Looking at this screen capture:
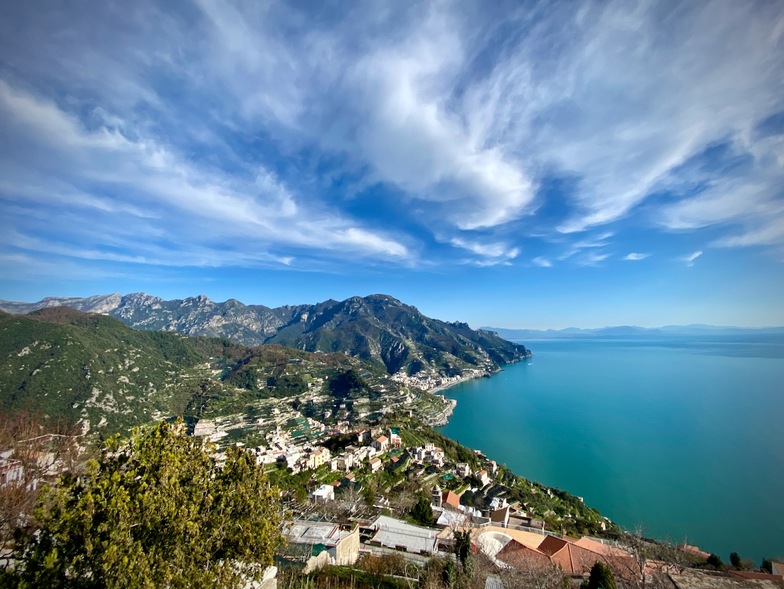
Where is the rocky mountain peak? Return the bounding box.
[0,292,530,375]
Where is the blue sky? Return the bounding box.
[1,0,783,329]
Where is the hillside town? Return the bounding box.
[190,417,784,588]
[4,411,783,588]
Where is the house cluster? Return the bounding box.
[327,427,404,475]
[195,422,409,477]
[390,368,487,392]
[283,512,631,584]
[282,514,452,572]
[245,426,331,473]
[283,511,784,587]
[410,442,445,467]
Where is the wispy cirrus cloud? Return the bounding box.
[0,0,782,281]
[623,253,651,261]
[577,252,611,267]
[557,232,614,261]
[532,257,552,268]
[681,251,703,267]
[448,237,520,264]
[0,77,409,268]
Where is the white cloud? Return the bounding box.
[658,133,784,252]
[447,0,784,246]
[532,256,552,268]
[449,237,519,260]
[347,11,536,230]
[623,252,651,261]
[577,252,610,267]
[714,219,784,249]
[558,232,614,261]
[681,251,703,266]
[1,0,782,274]
[0,78,410,267]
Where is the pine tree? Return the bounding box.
[10,421,283,588]
[410,494,436,527]
[586,561,617,589]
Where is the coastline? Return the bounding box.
[427,355,528,396]
[426,397,457,427]
[424,362,516,426]
[415,354,530,427]
[433,340,784,563]
[426,371,488,395]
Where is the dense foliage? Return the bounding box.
[585,561,617,589]
[5,421,282,588]
[0,310,413,434]
[409,494,437,527]
[0,310,209,432]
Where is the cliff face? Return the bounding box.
[0,293,530,375]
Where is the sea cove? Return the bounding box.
[437,337,784,563]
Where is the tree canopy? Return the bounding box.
[7,421,282,588]
[585,561,617,589]
[409,494,436,527]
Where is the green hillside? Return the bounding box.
[0,308,212,433]
[0,309,434,436]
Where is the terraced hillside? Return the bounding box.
[0,308,440,435]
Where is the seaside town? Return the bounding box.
[222,421,784,588]
[3,356,784,588]
[175,404,783,589]
[0,308,779,588]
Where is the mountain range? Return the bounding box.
[0,306,433,434]
[0,293,530,376]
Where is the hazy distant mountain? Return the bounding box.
[0,293,530,375]
[483,324,784,340]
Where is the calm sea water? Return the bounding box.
[437,337,784,563]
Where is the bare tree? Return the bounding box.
[470,549,565,589]
[0,412,83,547]
[609,526,681,588]
[388,485,420,518]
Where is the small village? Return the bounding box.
[3,346,783,588]
[3,409,784,588]
[189,414,784,589]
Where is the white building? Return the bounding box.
[369,456,383,473]
[366,515,440,556]
[310,484,335,503]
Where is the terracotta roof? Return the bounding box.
[678,544,711,560]
[572,536,632,559]
[537,536,607,576]
[537,535,568,556]
[376,435,388,443]
[442,490,461,509]
[496,540,552,570]
[473,526,548,551]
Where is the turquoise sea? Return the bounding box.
[437,337,784,563]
